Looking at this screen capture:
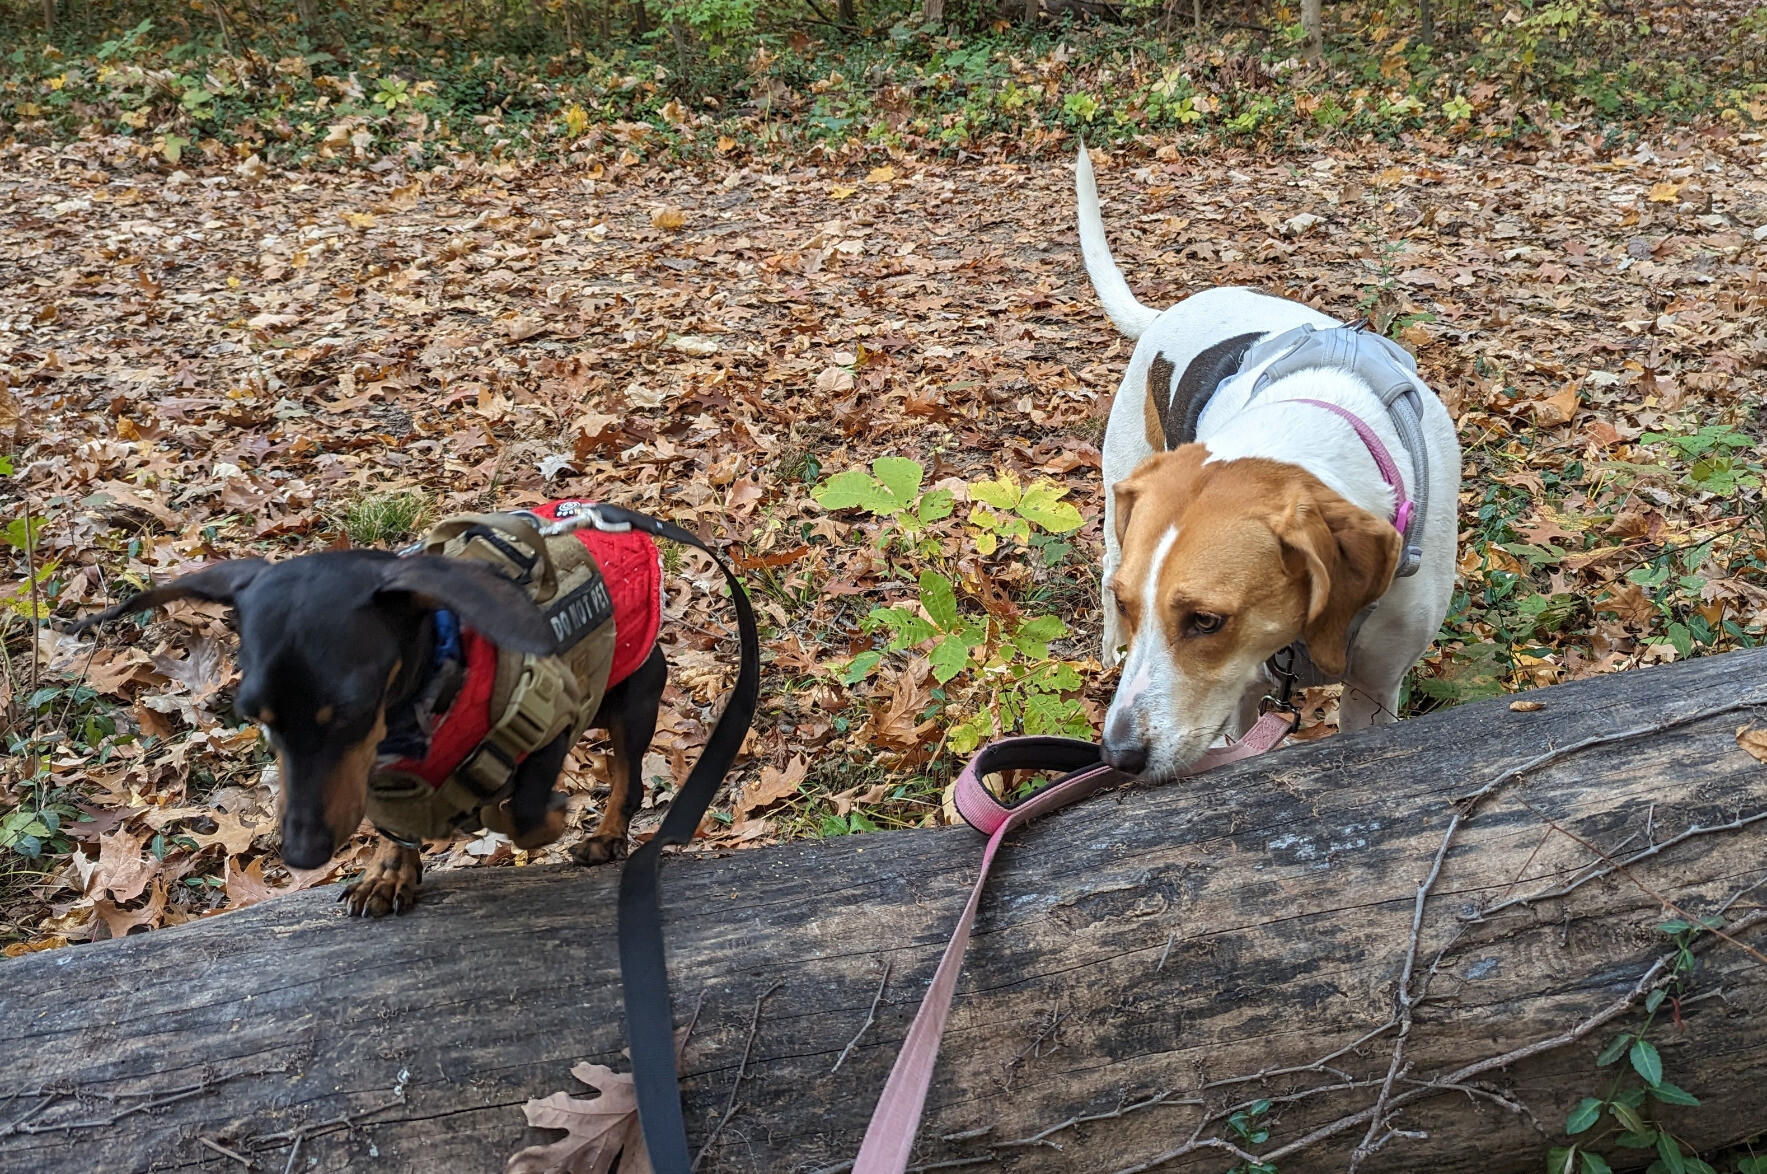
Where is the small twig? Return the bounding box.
[832,961,890,1074]
[994,1089,1200,1149]
[693,980,781,1171]
[280,1131,304,1174]
[1156,931,1175,972]
[1510,795,1767,966]
[199,1136,259,1169]
[1200,1018,1397,1090]
[8,1080,216,1135]
[1470,807,1767,922]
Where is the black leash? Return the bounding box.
[577,504,760,1172]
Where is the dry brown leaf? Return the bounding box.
[223,856,283,909]
[651,206,685,231]
[1600,582,1657,626]
[1531,382,1580,426]
[93,828,157,903]
[191,809,269,856]
[1509,699,1546,712]
[734,754,808,822]
[1737,726,1767,764]
[94,880,167,939]
[505,1062,650,1174]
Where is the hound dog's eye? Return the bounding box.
[1188,612,1225,636]
[1115,594,1130,616]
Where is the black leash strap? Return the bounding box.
[592,504,760,1172]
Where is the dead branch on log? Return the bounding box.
[832,962,891,1074]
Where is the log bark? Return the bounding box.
[5,650,1767,1174]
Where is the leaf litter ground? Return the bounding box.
[2,125,1766,953]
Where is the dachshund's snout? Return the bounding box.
[280,815,337,871]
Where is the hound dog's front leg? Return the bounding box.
[342,836,424,917]
[573,644,666,867]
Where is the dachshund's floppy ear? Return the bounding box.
[70,559,270,634]
[376,555,557,656]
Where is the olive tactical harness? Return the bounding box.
[368,501,758,1173]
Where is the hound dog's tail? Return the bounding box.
[1075,143,1160,341]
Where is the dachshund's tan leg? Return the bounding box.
[574,646,664,867]
[341,836,423,917]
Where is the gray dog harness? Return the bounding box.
[1220,323,1433,578]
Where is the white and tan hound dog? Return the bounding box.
[1077,146,1462,780]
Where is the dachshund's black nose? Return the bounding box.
[280,818,335,871]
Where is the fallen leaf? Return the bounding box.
[94,880,166,939]
[506,1062,650,1174]
[651,206,685,230]
[1509,699,1546,712]
[223,856,283,909]
[1737,726,1767,764]
[734,754,809,821]
[191,809,269,856]
[1531,382,1580,426]
[94,828,157,903]
[866,164,895,184]
[1647,182,1681,203]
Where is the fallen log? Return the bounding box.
[5,650,1767,1174]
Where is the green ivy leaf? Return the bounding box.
[1738,1158,1767,1174]
[1580,1153,1613,1174]
[1645,989,1666,1013]
[1566,1097,1603,1135]
[1630,1038,1663,1086]
[1012,613,1069,659]
[919,570,960,632]
[1613,1129,1656,1148]
[1648,1080,1699,1107]
[1547,1147,1577,1174]
[929,634,969,684]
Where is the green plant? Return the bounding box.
[339,490,431,547]
[1552,917,1730,1174]
[813,457,1092,760]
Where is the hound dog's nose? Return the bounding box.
[1101,708,1149,776]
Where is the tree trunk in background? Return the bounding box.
[1193,0,1201,31]
[295,0,317,27]
[41,0,53,33]
[1420,0,1434,44]
[1302,0,1322,59]
[633,0,649,36]
[5,651,1767,1174]
[1023,0,1037,26]
[922,0,944,23]
[837,0,858,27]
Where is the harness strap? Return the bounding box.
[851,709,1296,1173]
[1279,398,1414,537]
[551,504,759,1174]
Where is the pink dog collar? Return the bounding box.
[1282,397,1412,535]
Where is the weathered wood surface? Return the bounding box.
[5,650,1767,1174]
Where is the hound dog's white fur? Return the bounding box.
[1078,146,1462,779]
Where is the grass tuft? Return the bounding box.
[339,491,430,549]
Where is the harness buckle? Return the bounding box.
[540,503,632,538]
[1262,645,1301,716]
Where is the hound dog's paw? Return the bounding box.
[341,842,423,917]
[571,833,629,867]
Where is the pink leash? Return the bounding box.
[851,709,1296,1171]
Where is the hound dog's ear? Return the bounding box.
[1275,489,1401,678]
[70,559,270,634]
[376,555,557,656]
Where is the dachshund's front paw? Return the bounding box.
[571,833,629,866]
[341,842,423,917]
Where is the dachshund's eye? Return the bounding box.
[1188,612,1224,636]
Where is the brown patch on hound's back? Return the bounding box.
[1143,353,1175,452]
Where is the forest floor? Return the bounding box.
[2,122,1765,950]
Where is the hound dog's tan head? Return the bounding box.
[1101,445,1401,779]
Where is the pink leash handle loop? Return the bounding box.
[852,711,1295,1173]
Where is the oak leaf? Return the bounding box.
[94,828,157,903]
[223,856,283,909]
[1737,726,1767,764]
[506,1062,650,1174]
[734,754,809,822]
[651,206,685,231]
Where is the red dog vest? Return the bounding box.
[372,501,661,823]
